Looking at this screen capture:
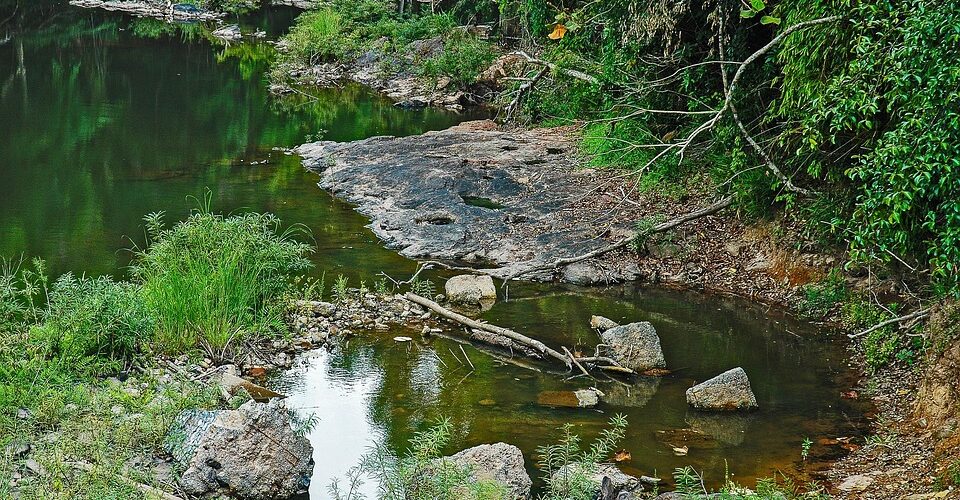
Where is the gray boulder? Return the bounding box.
[685,367,758,411]
[445,274,497,306]
[166,400,313,499]
[550,463,639,498]
[600,322,666,372]
[442,442,532,499]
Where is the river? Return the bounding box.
[0,3,868,496]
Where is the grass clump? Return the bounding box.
[132,206,313,355]
[281,8,350,65]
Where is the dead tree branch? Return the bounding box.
[512,50,600,85]
[848,308,931,339]
[405,292,572,368]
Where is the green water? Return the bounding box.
[2,4,867,497]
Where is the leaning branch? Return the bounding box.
[500,196,733,281]
[848,308,931,339]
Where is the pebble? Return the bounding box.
[838,474,875,492]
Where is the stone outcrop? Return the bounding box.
[599,322,666,372]
[445,274,497,307]
[166,400,313,499]
[296,121,642,284]
[441,443,532,499]
[685,367,758,411]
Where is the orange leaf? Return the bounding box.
[548,24,567,40]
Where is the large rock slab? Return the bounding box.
[166,400,313,499]
[445,274,497,306]
[599,322,666,372]
[296,121,640,283]
[442,442,532,499]
[685,367,758,411]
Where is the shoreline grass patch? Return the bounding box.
[132,208,313,356]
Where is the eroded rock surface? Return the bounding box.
[167,400,313,499]
[599,322,666,372]
[685,367,758,411]
[442,442,532,499]
[445,274,497,306]
[296,121,638,284]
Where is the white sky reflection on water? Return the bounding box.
[281,349,382,498]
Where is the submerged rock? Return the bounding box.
[685,367,758,411]
[599,322,666,372]
[537,388,602,408]
[445,274,497,307]
[167,400,313,499]
[212,25,242,41]
[441,443,532,499]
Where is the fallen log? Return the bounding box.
[405,292,572,368]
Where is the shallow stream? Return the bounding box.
[0,4,868,496]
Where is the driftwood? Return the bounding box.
[405,292,571,368]
[405,293,635,375]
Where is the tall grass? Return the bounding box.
[282,8,349,64]
[131,203,313,355]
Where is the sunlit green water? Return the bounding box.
[2,4,867,497]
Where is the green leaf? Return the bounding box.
[760,15,781,25]
[750,0,766,12]
[740,9,757,18]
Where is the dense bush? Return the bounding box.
[132,208,313,354]
[30,274,153,370]
[419,30,496,88]
[276,0,491,89]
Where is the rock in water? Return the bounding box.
[600,322,666,372]
[590,315,620,332]
[444,274,497,306]
[442,443,532,499]
[551,463,639,498]
[167,400,313,499]
[685,367,758,411]
[537,389,602,408]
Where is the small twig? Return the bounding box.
[459,345,476,371]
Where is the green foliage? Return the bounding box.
[281,8,350,64]
[132,203,313,355]
[419,30,496,88]
[798,270,847,319]
[275,1,493,90]
[30,274,153,373]
[0,256,46,335]
[332,274,350,303]
[332,418,507,500]
[778,0,960,297]
[537,414,628,500]
[800,437,812,462]
[410,278,436,298]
